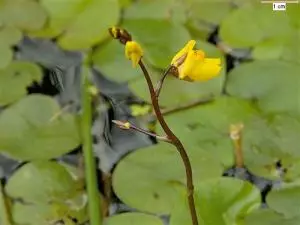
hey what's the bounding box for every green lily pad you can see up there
[0,61,43,106]
[226,60,300,115]
[123,0,173,20]
[128,39,225,107]
[155,97,300,179]
[12,202,54,225]
[29,0,85,38]
[123,0,186,23]
[252,28,300,64]
[0,26,22,46]
[281,29,300,64]
[156,97,258,168]
[122,19,190,69]
[267,184,300,218]
[170,177,261,225]
[1,0,47,31]
[245,208,300,225]
[12,199,87,225]
[92,40,143,83]
[281,159,300,182]
[112,142,223,214]
[0,94,81,160]
[57,0,120,50]
[7,161,88,225]
[104,213,163,225]
[219,4,293,48]
[5,161,80,203]
[118,0,132,8]
[186,0,254,40]
[252,39,285,60]
[187,0,237,25]
[0,44,13,69]
[287,4,300,29]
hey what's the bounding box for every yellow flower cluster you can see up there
[171,40,221,82]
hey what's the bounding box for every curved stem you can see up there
[139,61,198,225]
[155,65,173,97]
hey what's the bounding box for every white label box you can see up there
[273,2,287,10]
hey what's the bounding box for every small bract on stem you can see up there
[109,27,222,225]
[112,120,171,143]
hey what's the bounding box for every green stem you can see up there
[0,181,12,225]
[81,65,102,225]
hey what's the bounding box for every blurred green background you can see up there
[0,0,300,225]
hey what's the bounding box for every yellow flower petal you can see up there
[187,58,221,81]
[125,41,143,67]
[179,50,205,79]
[171,40,196,66]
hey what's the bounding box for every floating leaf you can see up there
[287,4,300,29]
[185,0,254,40]
[1,0,47,31]
[252,29,300,64]
[122,19,190,69]
[8,161,88,225]
[118,0,132,8]
[170,177,261,225]
[226,60,300,114]
[252,39,285,60]
[123,0,172,19]
[92,40,142,82]
[267,184,300,218]
[220,5,293,48]
[245,208,300,225]
[0,61,42,105]
[113,142,223,214]
[187,0,233,25]
[12,202,54,225]
[129,39,225,107]
[156,97,258,168]
[0,26,22,46]
[156,97,300,179]
[0,45,13,69]
[12,199,87,225]
[29,0,85,38]
[281,29,300,64]
[0,95,81,160]
[57,0,120,50]
[104,213,163,225]
[5,161,79,203]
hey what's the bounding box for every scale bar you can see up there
[261,0,299,3]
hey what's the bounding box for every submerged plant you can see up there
[109,27,222,225]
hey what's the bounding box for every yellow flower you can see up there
[171,40,221,82]
[125,41,143,67]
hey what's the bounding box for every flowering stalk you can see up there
[109,27,199,225]
[138,60,199,225]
